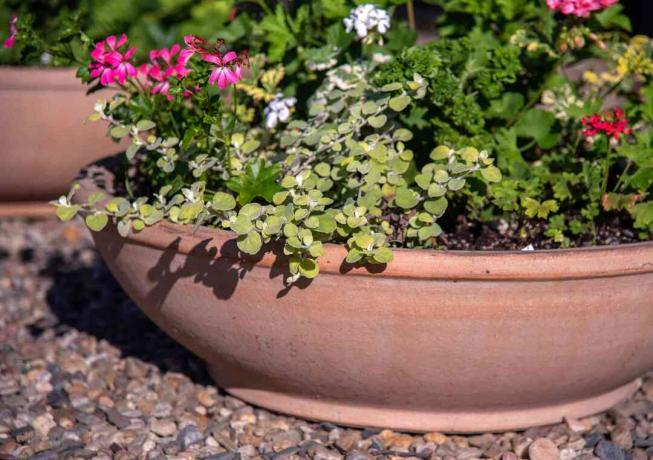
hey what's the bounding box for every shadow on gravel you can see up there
[43,250,213,386]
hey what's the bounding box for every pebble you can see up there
[178,425,204,449]
[529,438,560,460]
[150,419,177,437]
[595,440,628,460]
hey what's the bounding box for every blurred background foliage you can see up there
[0,0,650,67]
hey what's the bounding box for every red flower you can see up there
[581,108,632,140]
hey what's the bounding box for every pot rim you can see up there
[0,66,81,91]
[78,159,653,281]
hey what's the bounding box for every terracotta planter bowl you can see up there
[0,67,121,211]
[79,162,653,433]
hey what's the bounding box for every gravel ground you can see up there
[1,218,653,460]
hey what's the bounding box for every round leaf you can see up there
[212,192,237,211]
[85,213,109,232]
[389,95,411,112]
[237,231,262,255]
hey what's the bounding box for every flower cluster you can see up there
[546,0,618,17]
[145,44,191,99]
[90,34,137,86]
[343,4,390,39]
[88,33,248,95]
[3,15,17,49]
[264,94,297,129]
[179,35,249,90]
[581,108,632,140]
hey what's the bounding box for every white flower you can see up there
[343,4,390,39]
[264,94,297,129]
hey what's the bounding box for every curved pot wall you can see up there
[0,67,121,202]
[80,163,653,433]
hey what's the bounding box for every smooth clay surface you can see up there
[80,163,653,433]
[0,67,122,202]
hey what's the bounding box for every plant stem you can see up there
[601,142,613,198]
[407,1,416,31]
[613,158,632,192]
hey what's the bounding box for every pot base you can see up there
[0,202,55,218]
[208,364,638,433]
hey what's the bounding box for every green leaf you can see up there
[85,213,109,232]
[487,92,524,119]
[362,101,377,115]
[418,224,442,241]
[56,205,80,222]
[372,247,393,264]
[231,215,253,235]
[481,165,502,183]
[447,178,466,191]
[110,125,130,138]
[389,95,411,112]
[237,231,262,255]
[368,115,387,128]
[136,120,156,131]
[395,187,420,209]
[298,258,319,279]
[595,4,631,31]
[430,146,451,160]
[241,139,260,154]
[126,143,140,160]
[212,192,237,211]
[460,147,480,163]
[226,159,283,205]
[632,202,653,230]
[381,83,403,92]
[259,5,296,62]
[424,197,448,216]
[514,109,558,148]
[345,248,363,264]
[87,192,105,205]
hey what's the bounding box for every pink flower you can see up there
[89,34,137,86]
[546,0,618,17]
[90,41,117,86]
[179,35,209,65]
[3,15,17,49]
[146,44,192,100]
[203,51,244,89]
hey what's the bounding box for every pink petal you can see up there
[208,68,221,85]
[106,35,117,50]
[217,70,229,89]
[117,33,127,48]
[3,36,15,48]
[222,51,237,64]
[179,49,194,65]
[202,53,222,65]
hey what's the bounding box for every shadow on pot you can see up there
[143,236,315,307]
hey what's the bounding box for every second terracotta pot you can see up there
[0,67,121,206]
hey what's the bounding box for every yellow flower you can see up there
[582,71,600,85]
[616,36,653,78]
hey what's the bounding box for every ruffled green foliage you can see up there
[375,37,522,148]
[376,2,653,245]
